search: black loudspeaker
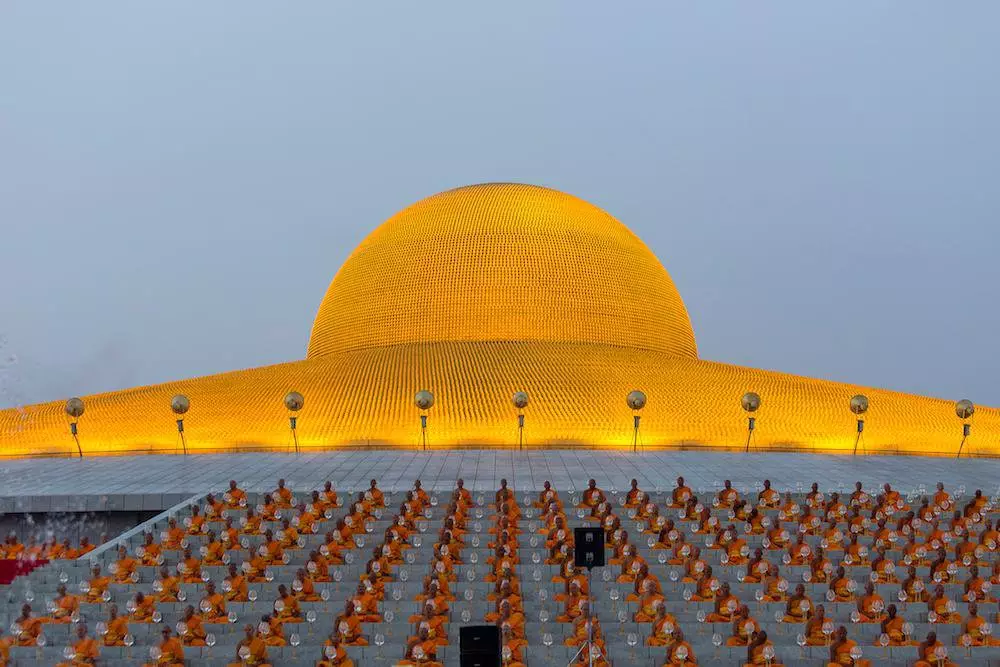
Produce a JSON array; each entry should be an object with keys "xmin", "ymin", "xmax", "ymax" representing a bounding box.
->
[
  {"xmin": 460, "ymin": 625, "xmax": 500, "ymax": 667},
  {"xmin": 574, "ymin": 526, "xmax": 605, "ymax": 568}
]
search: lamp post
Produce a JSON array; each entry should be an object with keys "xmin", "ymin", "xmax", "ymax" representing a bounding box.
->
[
  {"xmin": 741, "ymin": 392, "xmax": 761, "ymax": 453},
  {"xmin": 850, "ymin": 394, "xmax": 869, "ymax": 456},
  {"xmin": 414, "ymin": 390, "xmax": 434, "ymax": 450},
  {"xmin": 284, "ymin": 391, "xmax": 304, "ymax": 454},
  {"xmin": 512, "ymin": 391, "xmax": 529, "ymax": 450},
  {"xmin": 171, "ymin": 395, "xmax": 190, "ymax": 455},
  {"xmin": 955, "ymin": 399, "xmax": 974, "ymax": 458},
  {"xmin": 626, "ymin": 390, "xmax": 646, "ymax": 453},
  {"xmin": 65, "ymin": 397, "xmax": 85, "ymax": 459}
]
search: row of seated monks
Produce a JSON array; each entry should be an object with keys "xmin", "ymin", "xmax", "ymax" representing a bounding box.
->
[
  {"xmin": 0, "ymin": 534, "xmax": 102, "ymax": 562},
  {"xmin": 2, "ymin": 478, "xmax": 412, "ymax": 667},
  {"xmin": 1, "ymin": 476, "xmax": 996, "ymax": 667},
  {"xmin": 550, "ymin": 476, "xmax": 999, "ymax": 667}
]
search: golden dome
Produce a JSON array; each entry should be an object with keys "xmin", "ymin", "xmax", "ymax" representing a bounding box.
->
[{"xmin": 306, "ymin": 183, "xmax": 698, "ymax": 359}]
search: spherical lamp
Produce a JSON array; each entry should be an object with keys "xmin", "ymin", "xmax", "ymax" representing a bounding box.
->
[
  {"xmin": 284, "ymin": 391, "xmax": 305, "ymax": 412},
  {"xmin": 741, "ymin": 392, "xmax": 761, "ymax": 413},
  {"xmin": 171, "ymin": 395, "xmax": 190, "ymax": 455},
  {"xmin": 956, "ymin": 399, "xmax": 974, "ymax": 458},
  {"xmin": 512, "ymin": 392, "xmax": 529, "ymax": 450},
  {"xmin": 741, "ymin": 392, "xmax": 760, "ymax": 452},
  {"xmin": 626, "ymin": 390, "xmax": 647, "ymax": 411},
  {"xmin": 414, "ymin": 390, "xmax": 434, "ymax": 450},
  {"xmin": 284, "ymin": 392, "xmax": 305, "ymax": 454},
  {"xmin": 627, "ymin": 390, "xmax": 647, "ymax": 452},
  {"xmin": 850, "ymin": 394, "xmax": 869, "ymax": 455},
  {"xmin": 65, "ymin": 397, "xmax": 85, "ymax": 458},
  {"xmin": 414, "ymin": 390, "xmax": 434, "ymax": 411}
]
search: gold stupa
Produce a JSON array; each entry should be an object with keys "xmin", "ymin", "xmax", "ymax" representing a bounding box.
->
[{"xmin": 1, "ymin": 183, "xmax": 995, "ymax": 457}]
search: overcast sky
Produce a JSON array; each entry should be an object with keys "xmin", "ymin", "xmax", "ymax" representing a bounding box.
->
[{"xmin": 1, "ymin": 2, "xmax": 998, "ymax": 410}]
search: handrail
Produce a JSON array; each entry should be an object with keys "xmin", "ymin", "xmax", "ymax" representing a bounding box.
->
[{"xmin": 79, "ymin": 491, "xmax": 208, "ymax": 563}]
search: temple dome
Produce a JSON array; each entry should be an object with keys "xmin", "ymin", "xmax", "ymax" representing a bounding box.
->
[{"xmin": 307, "ymin": 183, "xmax": 697, "ymax": 359}]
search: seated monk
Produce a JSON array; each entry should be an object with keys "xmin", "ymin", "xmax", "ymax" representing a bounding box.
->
[
  {"xmin": 580, "ymin": 479, "xmax": 606, "ymax": 508},
  {"xmin": 144, "ymin": 627, "xmax": 185, "ymax": 667},
  {"xmin": 727, "ymin": 605, "xmax": 760, "ymax": 646},
  {"xmin": 278, "ymin": 519, "xmax": 300, "ymax": 549},
  {"xmin": 689, "ymin": 565, "xmax": 720, "ymax": 601},
  {"xmin": 663, "ymin": 629, "xmax": 697, "ymax": 666},
  {"xmin": 961, "ymin": 602, "xmax": 1000, "ymax": 646},
  {"xmin": 204, "ymin": 493, "xmax": 226, "ymax": 522},
  {"xmin": 227, "ymin": 623, "xmax": 272, "ymax": 667},
  {"xmin": 826, "ymin": 626, "xmax": 871, "ymax": 667},
  {"xmin": 295, "ymin": 567, "xmax": 322, "ymax": 602},
  {"xmin": 317, "ymin": 633, "xmax": 354, "ymax": 667},
  {"xmin": 274, "ymin": 584, "xmax": 302, "ymax": 623},
  {"xmin": 260, "ymin": 529, "xmax": 285, "ymax": 565},
  {"xmin": 112, "ymin": 545, "xmax": 139, "ymax": 583},
  {"xmin": 241, "ymin": 507, "xmax": 263, "ymax": 535},
  {"xmin": 856, "ymin": 582, "xmax": 885, "ymax": 622},
  {"xmin": 762, "ymin": 565, "xmax": 788, "ymax": 602},
  {"xmin": 882, "ymin": 483, "xmax": 908, "ymax": 512},
  {"xmin": 153, "ymin": 565, "xmax": 180, "ymax": 602},
  {"xmin": 647, "ymin": 605, "xmax": 680, "ymax": 646},
  {"xmin": 364, "ymin": 479, "xmax": 385, "ymax": 507},
  {"xmin": 742, "ymin": 548, "xmax": 768, "ymax": 583},
  {"xmin": 624, "ymin": 478, "xmax": 644, "ymax": 507},
  {"xmin": 499, "ymin": 623, "xmax": 527, "ymax": 667},
  {"xmin": 178, "ymin": 547, "xmax": 203, "ymax": 584},
  {"xmin": 745, "ymin": 630, "xmax": 782, "ymax": 667},
  {"xmin": 717, "ymin": 479, "xmax": 740, "ymax": 508},
  {"xmin": 333, "ymin": 600, "xmax": 368, "ymax": 646},
  {"xmin": 48, "ymin": 584, "xmax": 80, "ymax": 623},
  {"xmin": 84, "ymin": 565, "xmax": 111, "ymax": 603},
  {"xmin": 627, "ymin": 563, "xmax": 660, "ymax": 601},
  {"xmin": 928, "ymin": 585, "xmax": 961, "ymax": 623},
  {"xmin": 878, "ymin": 604, "xmax": 912, "ymax": 645},
  {"xmin": 964, "ymin": 564, "xmax": 989, "ymax": 602},
  {"xmin": 202, "ymin": 531, "xmax": 226, "ymax": 565},
  {"xmin": 138, "ymin": 532, "xmax": 163, "ymax": 566},
  {"xmin": 186, "ymin": 505, "xmax": 206, "ymax": 535},
  {"xmin": 804, "ymin": 605, "xmax": 830, "ymax": 646},
  {"xmin": 104, "ymin": 605, "xmax": 129, "ymax": 646},
  {"xmin": 224, "ymin": 563, "xmax": 250, "ymax": 601},
  {"xmin": 913, "ymin": 631, "xmax": 957, "ymax": 667},
  {"xmin": 55, "ymin": 624, "xmax": 100, "ymax": 667},
  {"xmin": 274, "ymin": 478, "xmax": 294, "ymax": 507},
  {"xmin": 565, "ymin": 609, "xmax": 604, "ymax": 650},
  {"xmin": 493, "ymin": 605, "xmax": 527, "ymax": 642},
  {"xmin": 349, "ymin": 582, "xmax": 382, "ymax": 622},
  {"xmin": 178, "ymin": 605, "xmax": 207, "ymax": 646},
  {"xmin": 201, "ymin": 582, "xmax": 228, "ymax": 623},
  {"xmin": 670, "ymin": 476, "xmax": 693, "ymax": 508},
  {"xmin": 224, "ymin": 480, "xmax": 248, "ymax": 508},
  {"xmin": 162, "ymin": 518, "xmax": 185, "ymax": 550},
  {"xmin": 706, "ymin": 582, "xmax": 740, "ymax": 622},
  {"xmin": 765, "ymin": 524, "xmax": 790, "ymax": 550},
  {"xmin": 900, "ymin": 567, "xmax": 929, "ymax": 603},
  {"xmin": 400, "ymin": 626, "xmax": 442, "ymax": 667},
  {"xmin": 12, "ymin": 604, "xmax": 43, "ymax": 646},
  {"xmin": 783, "ymin": 584, "xmax": 814, "ymax": 623},
  {"xmin": 260, "ymin": 614, "xmax": 286, "ymax": 646},
  {"xmin": 131, "ymin": 591, "xmax": 157, "ymax": 623},
  {"xmin": 788, "ymin": 535, "xmax": 811, "ymax": 565},
  {"xmin": 634, "ymin": 585, "xmax": 666, "ymax": 623},
  {"xmin": 758, "ymin": 479, "xmax": 780, "ymax": 508},
  {"xmin": 408, "ymin": 607, "xmax": 448, "ymax": 649},
  {"xmin": 829, "ymin": 567, "xmax": 855, "ymax": 602}
]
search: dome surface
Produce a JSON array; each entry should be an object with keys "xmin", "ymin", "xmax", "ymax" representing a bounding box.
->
[{"xmin": 307, "ymin": 183, "xmax": 698, "ymax": 359}]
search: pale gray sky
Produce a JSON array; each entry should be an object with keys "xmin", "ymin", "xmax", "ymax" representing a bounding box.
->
[{"xmin": 1, "ymin": 2, "xmax": 998, "ymax": 409}]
